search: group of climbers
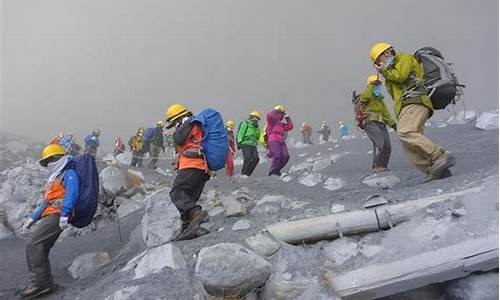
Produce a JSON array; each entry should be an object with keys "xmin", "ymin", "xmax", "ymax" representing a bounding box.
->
[
  {"xmin": 48, "ymin": 130, "xmax": 99, "ymax": 158},
  {"xmin": 227, "ymin": 105, "xmax": 294, "ymax": 177},
  {"xmin": 125, "ymin": 121, "xmax": 166, "ymax": 169},
  {"xmin": 300, "ymin": 121, "xmax": 333, "ymax": 144},
  {"xmin": 353, "ymin": 42, "xmax": 456, "ymax": 178},
  {"xmin": 17, "ymin": 41, "xmax": 461, "ymax": 299}
]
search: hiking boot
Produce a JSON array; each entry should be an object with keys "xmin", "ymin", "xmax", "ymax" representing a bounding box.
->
[
  {"xmin": 372, "ymin": 166, "xmax": 388, "ymax": 174},
  {"xmin": 176, "ymin": 210, "xmax": 207, "ymax": 241},
  {"xmin": 429, "ymin": 152, "xmax": 456, "ymax": 178},
  {"xmin": 20, "ymin": 284, "xmax": 56, "ymax": 298},
  {"xmin": 426, "ymin": 168, "xmax": 453, "ymax": 182}
]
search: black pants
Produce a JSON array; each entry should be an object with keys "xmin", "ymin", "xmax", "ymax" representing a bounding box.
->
[
  {"xmin": 170, "ymin": 168, "xmax": 210, "ymax": 222},
  {"xmin": 26, "ymin": 215, "xmax": 62, "ymax": 287},
  {"xmin": 131, "ymin": 152, "xmax": 144, "ymax": 168},
  {"xmin": 241, "ymin": 145, "xmax": 259, "ymax": 176}
]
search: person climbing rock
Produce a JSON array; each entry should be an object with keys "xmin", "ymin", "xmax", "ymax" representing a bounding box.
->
[
  {"xmin": 236, "ymin": 111, "xmax": 262, "ymax": 176},
  {"xmin": 166, "ymin": 104, "xmax": 210, "ymax": 240},
  {"xmin": 19, "ymin": 144, "xmax": 80, "ymax": 298},
  {"xmin": 370, "ymin": 42, "xmax": 455, "ymax": 179},
  {"xmin": 266, "ymin": 104, "xmax": 294, "ymax": 176},
  {"xmin": 358, "ymin": 75, "xmax": 396, "ymax": 173}
]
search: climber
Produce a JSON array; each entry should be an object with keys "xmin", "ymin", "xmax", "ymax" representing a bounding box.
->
[
  {"xmin": 317, "ymin": 121, "xmax": 332, "ymax": 143},
  {"xmin": 225, "ymin": 120, "xmax": 236, "ymax": 177},
  {"xmin": 236, "ymin": 111, "xmax": 262, "ymax": 176},
  {"xmin": 129, "ymin": 128, "xmax": 145, "ymax": 168},
  {"xmin": 301, "ymin": 122, "xmax": 313, "ymax": 145},
  {"xmin": 266, "ymin": 105, "xmax": 294, "ymax": 176},
  {"xmin": 19, "ymin": 144, "xmax": 80, "ymax": 298},
  {"xmin": 84, "ymin": 129, "xmax": 100, "ymax": 157}
]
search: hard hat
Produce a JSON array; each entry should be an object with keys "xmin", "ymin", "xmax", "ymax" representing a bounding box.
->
[
  {"xmin": 58, "ymin": 132, "xmax": 64, "ymax": 138},
  {"xmin": 249, "ymin": 111, "xmax": 261, "ymax": 120},
  {"xmin": 138, "ymin": 127, "xmax": 145, "ymax": 133},
  {"xmin": 274, "ymin": 104, "xmax": 286, "ymax": 113},
  {"xmin": 92, "ymin": 128, "xmax": 100, "ymax": 136},
  {"xmin": 302, "ymin": 122, "xmax": 307, "ymax": 127},
  {"xmin": 367, "ymin": 75, "xmax": 379, "ymax": 85},
  {"xmin": 157, "ymin": 121, "xmax": 164, "ymax": 127},
  {"xmin": 39, "ymin": 144, "xmax": 65, "ymax": 167},
  {"xmin": 370, "ymin": 43, "xmax": 392, "ymax": 63},
  {"xmin": 225, "ymin": 120, "xmax": 236, "ymax": 128},
  {"xmin": 165, "ymin": 104, "xmax": 190, "ymax": 124}
]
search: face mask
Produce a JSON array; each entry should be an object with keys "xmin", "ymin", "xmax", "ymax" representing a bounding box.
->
[
  {"xmin": 373, "ymin": 85, "xmax": 382, "ymax": 97},
  {"xmin": 47, "ymin": 161, "xmax": 59, "ymax": 173},
  {"xmin": 384, "ymin": 55, "xmax": 395, "ymax": 68}
]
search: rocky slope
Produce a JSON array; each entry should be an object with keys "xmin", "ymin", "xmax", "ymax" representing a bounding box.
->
[{"xmin": 0, "ymin": 114, "xmax": 498, "ymax": 300}]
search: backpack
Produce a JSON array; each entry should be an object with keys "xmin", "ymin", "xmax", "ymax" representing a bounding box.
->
[
  {"xmin": 67, "ymin": 154, "xmax": 100, "ymax": 228},
  {"xmin": 414, "ymin": 47, "xmax": 465, "ymax": 110},
  {"xmin": 354, "ymin": 100, "xmax": 368, "ymax": 129},
  {"xmin": 191, "ymin": 109, "xmax": 229, "ymax": 171}
]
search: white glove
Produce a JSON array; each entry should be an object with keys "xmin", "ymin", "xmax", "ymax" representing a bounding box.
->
[
  {"xmin": 22, "ymin": 218, "xmax": 34, "ymax": 230},
  {"xmin": 284, "ymin": 114, "xmax": 290, "ymax": 119},
  {"xmin": 59, "ymin": 216, "xmax": 70, "ymax": 230}
]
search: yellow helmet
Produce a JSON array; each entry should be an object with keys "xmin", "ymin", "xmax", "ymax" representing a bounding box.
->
[
  {"xmin": 225, "ymin": 120, "xmax": 236, "ymax": 129},
  {"xmin": 367, "ymin": 75, "xmax": 379, "ymax": 85},
  {"xmin": 165, "ymin": 104, "xmax": 190, "ymax": 124},
  {"xmin": 249, "ymin": 111, "xmax": 261, "ymax": 120},
  {"xmin": 370, "ymin": 43, "xmax": 392, "ymax": 63},
  {"xmin": 274, "ymin": 104, "xmax": 286, "ymax": 113},
  {"xmin": 40, "ymin": 144, "xmax": 66, "ymax": 167}
]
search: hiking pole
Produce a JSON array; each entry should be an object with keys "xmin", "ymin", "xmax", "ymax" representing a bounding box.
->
[{"xmin": 115, "ymin": 209, "xmax": 123, "ymax": 243}]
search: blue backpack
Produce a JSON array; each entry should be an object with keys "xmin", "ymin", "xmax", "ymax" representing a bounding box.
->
[
  {"xmin": 67, "ymin": 154, "xmax": 100, "ymax": 228},
  {"xmin": 191, "ymin": 109, "xmax": 229, "ymax": 171}
]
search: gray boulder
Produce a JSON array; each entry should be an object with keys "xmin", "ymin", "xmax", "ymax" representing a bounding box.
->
[
  {"xmin": 100, "ymin": 166, "xmax": 128, "ymax": 196},
  {"xmin": 245, "ymin": 234, "xmax": 281, "ymax": 256},
  {"xmin": 362, "ymin": 174, "xmax": 400, "ymax": 189},
  {"xmin": 195, "ymin": 243, "xmax": 272, "ymax": 296},
  {"xmin": 68, "ymin": 252, "xmax": 111, "ymax": 279},
  {"xmin": 122, "ymin": 243, "xmax": 187, "ymax": 280},
  {"xmin": 141, "ymin": 188, "xmax": 183, "ymax": 248}
]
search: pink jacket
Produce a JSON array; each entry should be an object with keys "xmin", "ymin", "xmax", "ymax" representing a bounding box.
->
[{"xmin": 266, "ymin": 110, "xmax": 294, "ymax": 143}]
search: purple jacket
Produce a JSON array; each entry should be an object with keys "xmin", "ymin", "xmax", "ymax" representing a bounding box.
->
[{"xmin": 266, "ymin": 110, "xmax": 294, "ymax": 143}]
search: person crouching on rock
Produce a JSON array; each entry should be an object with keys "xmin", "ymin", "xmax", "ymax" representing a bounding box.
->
[
  {"xmin": 166, "ymin": 104, "xmax": 210, "ymax": 240},
  {"xmin": 19, "ymin": 144, "xmax": 80, "ymax": 298},
  {"xmin": 266, "ymin": 104, "xmax": 294, "ymax": 176}
]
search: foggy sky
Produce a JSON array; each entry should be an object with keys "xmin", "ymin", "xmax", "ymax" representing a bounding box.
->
[{"xmin": 1, "ymin": 0, "xmax": 498, "ymax": 149}]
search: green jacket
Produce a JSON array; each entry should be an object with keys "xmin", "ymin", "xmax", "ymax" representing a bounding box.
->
[
  {"xmin": 360, "ymin": 85, "xmax": 395, "ymax": 127},
  {"xmin": 381, "ymin": 52, "xmax": 434, "ymax": 118},
  {"xmin": 237, "ymin": 120, "xmax": 261, "ymax": 146}
]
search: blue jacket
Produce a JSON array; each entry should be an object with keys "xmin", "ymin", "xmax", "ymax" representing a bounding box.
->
[
  {"xmin": 31, "ymin": 168, "xmax": 80, "ymax": 221},
  {"xmin": 85, "ymin": 134, "xmax": 100, "ymax": 148}
]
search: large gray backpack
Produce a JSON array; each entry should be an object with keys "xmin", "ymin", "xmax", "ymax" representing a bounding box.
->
[{"xmin": 414, "ymin": 47, "xmax": 465, "ymax": 109}]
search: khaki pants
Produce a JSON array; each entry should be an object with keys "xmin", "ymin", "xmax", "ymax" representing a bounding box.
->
[
  {"xmin": 397, "ymin": 104, "xmax": 443, "ymax": 175},
  {"xmin": 26, "ymin": 215, "xmax": 62, "ymax": 287}
]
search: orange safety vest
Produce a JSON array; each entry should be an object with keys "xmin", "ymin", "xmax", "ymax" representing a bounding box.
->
[
  {"xmin": 176, "ymin": 124, "xmax": 208, "ymax": 171},
  {"xmin": 41, "ymin": 179, "xmax": 66, "ymax": 217}
]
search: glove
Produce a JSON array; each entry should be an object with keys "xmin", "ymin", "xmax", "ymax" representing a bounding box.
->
[
  {"xmin": 284, "ymin": 114, "xmax": 290, "ymax": 119},
  {"xmin": 22, "ymin": 218, "xmax": 34, "ymax": 230},
  {"xmin": 59, "ymin": 216, "xmax": 70, "ymax": 230}
]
